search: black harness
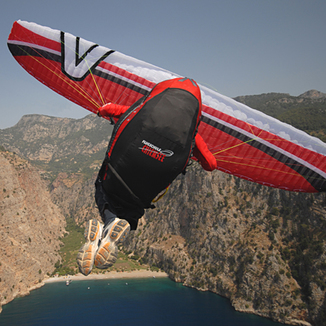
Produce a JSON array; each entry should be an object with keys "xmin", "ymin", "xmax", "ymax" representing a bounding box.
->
[{"xmin": 102, "ymin": 87, "xmax": 200, "ymax": 210}]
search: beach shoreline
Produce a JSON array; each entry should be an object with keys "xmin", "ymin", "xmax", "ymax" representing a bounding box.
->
[{"xmin": 44, "ymin": 270, "xmax": 169, "ymax": 283}]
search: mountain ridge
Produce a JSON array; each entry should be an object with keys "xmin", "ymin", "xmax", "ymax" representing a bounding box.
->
[{"xmin": 234, "ymin": 90, "xmax": 326, "ymax": 141}]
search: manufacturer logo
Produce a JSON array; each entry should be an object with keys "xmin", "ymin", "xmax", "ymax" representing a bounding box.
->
[
  {"xmin": 60, "ymin": 32, "xmax": 114, "ymax": 81},
  {"xmin": 140, "ymin": 140, "xmax": 174, "ymax": 162}
]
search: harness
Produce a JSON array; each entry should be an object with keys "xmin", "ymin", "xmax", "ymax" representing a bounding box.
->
[{"xmin": 102, "ymin": 78, "xmax": 202, "ymax": 210}]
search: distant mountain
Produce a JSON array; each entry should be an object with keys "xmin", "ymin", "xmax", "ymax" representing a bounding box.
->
[
  {"xmin": 234, "ymin": 90, "xmax": 326, "ymax": 141},
  {"xmin": 0, "ymin": 114, "xmax": 113, "ymax": 179}
]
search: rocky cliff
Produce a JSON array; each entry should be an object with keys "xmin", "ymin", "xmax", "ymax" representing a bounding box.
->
[
  {"xmin": 0, "ymin": 150, "xmax": 66, "ymax": 313},
  {"xmin": 124, "ymin": 164, "xmax": 326, "ymax": 325}
]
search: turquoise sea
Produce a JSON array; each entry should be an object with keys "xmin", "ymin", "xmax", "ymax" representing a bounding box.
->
[{"xmin": 0, "ymin": 278, "xmax": 284, "ymax": 326}]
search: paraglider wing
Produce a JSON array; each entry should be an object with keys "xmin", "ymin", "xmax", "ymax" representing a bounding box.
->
[
  {"xmin": 198, "ymin": 95, "xmax": 326, "ymax": 192},
  {"xmin": 7, "ymin": 20, "xmax": 326, "ymax": 193},
  {"xmin": 7, "ymin": 20, "xmax": 163, "ymax": 115}
]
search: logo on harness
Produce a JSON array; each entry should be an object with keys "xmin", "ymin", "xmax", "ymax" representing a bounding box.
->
[{"xmin": 140, "ymin": 140, "xmax": 174, "ymax": 162}]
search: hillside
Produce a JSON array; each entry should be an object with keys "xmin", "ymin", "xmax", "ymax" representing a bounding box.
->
[
  {"xmin": 235, "ymin": 90, "xmax": 326, "ymax": 141},
  {"xmin": 125, "ymin": 164, "xmax": 326, "ymax": 326},
  {"xmin": 0, "ymin": 114, "xmax": 114, "ymax": 180},
  {"xmin": 0, "ymin": 149, "xmax": 66, "ymax": 313},
  {"xmin": 1, "ymin": 92, "xmax": 326, "ymax": 325}
]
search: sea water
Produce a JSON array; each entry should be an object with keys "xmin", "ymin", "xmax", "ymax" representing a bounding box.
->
[{"xmin": 0, "ymin": 278, "xmax": 284, "ymax": 326}]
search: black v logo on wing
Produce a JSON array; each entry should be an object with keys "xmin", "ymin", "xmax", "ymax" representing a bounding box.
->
[
  {"xmin": 60, "ymin": 31, "xmax": 114, "ymax": 81},
  {"xmin": 75, "ymin": 36, "xmax": 99, "ymax": 66}
]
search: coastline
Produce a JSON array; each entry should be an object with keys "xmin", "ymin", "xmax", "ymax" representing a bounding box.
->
[
  {"xmin": 0, "ymin": 270, "xmax": 168, "ymax": 314},
  {"xmin": 44, "ymin": 270, "xmax": 169, "ymax": 283}
]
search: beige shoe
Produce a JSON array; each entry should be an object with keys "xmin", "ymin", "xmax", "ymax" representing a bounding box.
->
[
  {"xmin": 94, "ymin": 218, "xmax": 130, "ymax": 269},
  {"xmin": 77, "ymin": 219, "xmax": 103, "ymax": 276}
]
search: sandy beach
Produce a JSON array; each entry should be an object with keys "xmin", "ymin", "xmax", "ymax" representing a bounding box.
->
[{"xmin": 44, "ymin": 270, "xmax": 168, "ymax": 283}]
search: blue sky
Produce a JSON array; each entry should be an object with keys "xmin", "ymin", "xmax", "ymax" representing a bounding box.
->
[{"xmin": 1, "ymin": 0, "xmax": 326, "ymax": 129}]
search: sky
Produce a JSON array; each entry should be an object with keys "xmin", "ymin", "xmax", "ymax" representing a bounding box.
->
[{"xmin": 1, "ymin": 0, "xmax": 326, "ymax": 129}]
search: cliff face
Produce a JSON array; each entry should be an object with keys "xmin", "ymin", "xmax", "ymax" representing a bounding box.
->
[
  {"xmin": 50, "ymin": 171, "xmax": 99, "ymax": 225},
  {"xmin": 0, "ymin": 150, "xmax": 66, "ymax": 313},
  {"xmin": 124, "ymin": 164, "xmax": 326, "ymax": 326}
]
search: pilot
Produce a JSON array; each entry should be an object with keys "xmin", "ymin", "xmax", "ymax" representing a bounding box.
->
[{"xmin": 77, "ymin": 78, "xmax": 217, "ymax": 276}]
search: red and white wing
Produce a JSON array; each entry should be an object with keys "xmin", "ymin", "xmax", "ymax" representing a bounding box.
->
[{"xmin": 8, "ymin": 20, "xmax": 326, "ymax": 192}]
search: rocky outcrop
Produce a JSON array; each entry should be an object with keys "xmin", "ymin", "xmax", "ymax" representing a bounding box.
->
[
  {"xmin": 0, "ymin": 151, "xmax": 66, "ymax": 313},
  {"xmin": 299, "ymin": 90, "xmax": 326, "ymax": 99}
]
